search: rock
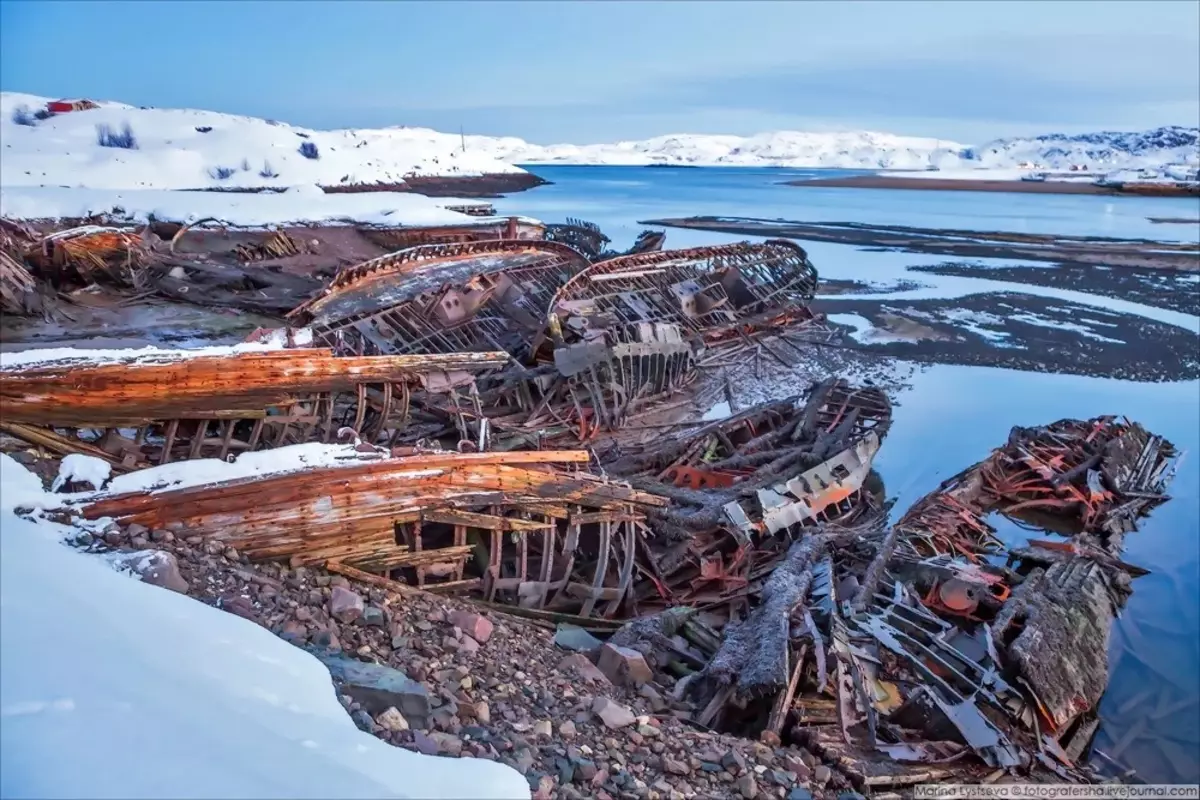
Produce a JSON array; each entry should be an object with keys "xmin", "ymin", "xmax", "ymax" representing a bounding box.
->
[
  {"xmin": 109, "ymin": 550, "xmax": 189, "ymax": 594},
  {"xmin": 575, "ymin": 759, "xmax": 598, "ymax": 782},
  {"xmin": 554, "ymin": 624, "xmax": 604, "ymax": 652},
  {"xmin": 597, "ymin": 643, "xmax": 654, "ymax": 687},
  {"xmin": 458, "ymin": 634, "xmax": 480, "ymax": 654},
  {"xmin": 663, "ymin": 757, "xmax": 690, "ymax": 776},
  {"xmin": 721, "ymin": 750, "xmax": 746, "ymax": 775},
  {"xmin": 103, "ymin": 530, "xmax": 124, "ymax": 547},
  {"xmin": 783, "ymin": 754, "xmax": 810, "ymax": 781},
  {"xmin": 330, "ymin": 586, "xmax": 364, "ymax": 623},
  {"xmin": 361, "ymin": 606, "xmax": 386, "ymax": 627},
  {"xmin": 638, "ymin": 683, "xmax": 667, "ymax": 712},
  {"xmin": 412, "ymin": 730, "xmax": 440, "ymax": 756},
  {"xmin": 314, "ymin": 652, "xmax": 430, "ymax": 727},
  {"xmin": 350, "ymin": 709, "xmax": 374, "ymax": 732},
  {"xmin": 787, "ymin": 789, "xmax": 814, "ymax": 800},
  {"xmin": 150, "ymin": 528, "xmax": 173, "ymax": 543},
  {"xmin": 312, "ymin": 629, "xmax": 340, "ymax": 651},
  {"xmin": 280, "ymin": 620, "xmax": 308, "ymax": 641},
  {"xmin": 514, "ymin": 748, "xmax": 536, "ymax": 773},
  {"xmin": 591, "ymin": 696, "xmax": 636, "ymax": 729},
  {"xmin": 813, "ymin": 765, "xmax": 831, "ymax": 788},
  {"xmin": 558, "ymin": 653, "xmax": 611, "ymax": 685},
  {"xmin": 449, "ymin": 610, "xmax": 494, "ymax": 643},
  {"xmin": 736, "ymin": 774, "xmax": 758, "ymax": 799},
  {"xmin": 376, "ymin": 706, "xmax": 409, "ymax": 732},
  {"xmin": 759, "ymin": 729, "xmax": 781, "ymax": 747},
  {"xmin": 429, "ymin": 732, "xmax": 463, "ymax": 756},
  {"xmin": 837, "ymin": 793, "xmax": 865, "ymax": 800},
  {"xmin": 533, "ymin": 719, "xmax": 553, "ymax": 738},
  {"xmin": 533, "ymin": 775, "xmax": 555, "ymax": 800},
  {"xmin": 770, "ymin": 769, "xmax": 793, "ymax": 787},
  {"xmin": 559, "ymin": 719, "xmax": 577, "ymax": 739}
]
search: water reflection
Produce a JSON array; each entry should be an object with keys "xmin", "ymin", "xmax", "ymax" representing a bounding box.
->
[{"xmin": 876, "ymin": 365, "xmax": 1200, "ymax": 783}]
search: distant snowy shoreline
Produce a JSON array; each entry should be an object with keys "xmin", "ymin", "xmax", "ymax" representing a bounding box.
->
[{"xmin": 1, "ymin": 90, "xmax": 1195, "ymax": 211}]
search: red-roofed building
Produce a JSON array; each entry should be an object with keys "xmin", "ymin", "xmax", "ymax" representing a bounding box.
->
[{"xmin": 45, "ymin": 99, "xmax": 99, "ymax": 114}]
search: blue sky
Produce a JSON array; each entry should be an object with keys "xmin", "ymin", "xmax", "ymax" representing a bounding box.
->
[{"xmin": 2, "ymin": 0, "xmax": 1197, "ymax": 144}]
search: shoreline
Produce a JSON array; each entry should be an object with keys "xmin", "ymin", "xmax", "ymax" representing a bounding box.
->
[{"xmin": 785, "ymin": 174, "xmax": 1200, "ymax": 197}]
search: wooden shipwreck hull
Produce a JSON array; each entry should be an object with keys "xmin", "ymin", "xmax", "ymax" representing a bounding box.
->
[
  {"xmin": 0, "ymin": 347, "xmax": 509, "ymax": 470},
  {"xmin": 601, "ymin": 379, "xmax": 893, "ymax": 614},
  {"xmin": 288, "ymin": 238, "xmax": 829, "ymax": 448},
  {"xmin": 671, "ymin": 414, "xmax": 1178, "ymax": 784},
  {"xmin": 546, "ymin": 239, "xmax": 820, "ymax": 350},
  {"xmin": 80, "ymin": 447, "xmax": 668, "ymax": 619},
  {"xmin": 289, "ymin": 239, "xmax": 591, "ymax": 358}
]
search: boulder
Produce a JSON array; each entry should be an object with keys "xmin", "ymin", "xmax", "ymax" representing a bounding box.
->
[
  {"xmin": 108, "ymin": 550, "xmax": 189, "ymax": 594},
  {"xmin": 553, "ymin": 624, "xmax": 603, "ymax": 652},
  {"xmin": 591, "ymin": 696, "xmax": 636, "ymax": 729},
  {"xmin": 313, "ymin": 651, "xmax": 430, "ymax": 727},
  {"xmin": 558, "ymin": 653, "xmax": 611, "ymax": 686},
  {"xmin": 449, "ymin": 610, "xmax": 494, "ymax": 643},
  {"xmin": 330, "ymin": 586, "xmax": 364, "ymax": 623},
  {"xmin": 597, "ymin": 642, "xmax": 653, "ymax": 686}
]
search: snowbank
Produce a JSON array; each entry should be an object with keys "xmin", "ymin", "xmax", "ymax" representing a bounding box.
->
[
  {"xmin": 0, "ymin": 91, "xmax": 524, "ymax": 192},
  {"xmin": 97, "ymin": 442, "xmax": 433, "ymax": 498},
  {"xmin": 0, "ymin": 185, "xmax": 523, "ymax": 228},
  {"xmin": 0, "ymin": 338, "xmax": 310, "ymax": 371},
  {"xmin": 0, "ymin": 454, "xmax": 529, "ymax": 799}
]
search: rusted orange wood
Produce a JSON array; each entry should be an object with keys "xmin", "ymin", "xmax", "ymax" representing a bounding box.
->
[{"xmin": 1, "ymin": 350, "xmax": 509, "ymax": 425}]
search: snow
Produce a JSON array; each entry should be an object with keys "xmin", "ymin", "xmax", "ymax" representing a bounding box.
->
[
  {"xmin": 826, "ymin": 313, "xmax": 911, "ymax": 345},
  {"xmin": 0, "ymin": 339, "xmax": 308, "ymax": 372},
  {"xmin": 481, "ymin": 130, "xmax": 966, "ymax": 170},
  {"xmin": 474, "ymin": 125, "xmax": 1197, "ymax": 175},
  {"xmin": 97, "ymin": 442, "xmax": 396, "ymax": 497},
  {"xmin": 0, "ymin": 185, "xmax": 528, "ymax": 228},
  {"xmin": 4, "ymin": 91, "xmax": 1191, "ymax": 189},
  {"xmin": 51, "ymin": 453, "xmax": 111, "ymax": 492},
  {"xmin": 0, "ymin": 91, "xmax": 523, "ymax": 192},
  {"xmin": 0, "ymin": 455, "xmax": 529, "ymax": 799}
]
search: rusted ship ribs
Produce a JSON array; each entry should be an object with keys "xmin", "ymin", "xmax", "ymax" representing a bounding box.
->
[
  {"xmin": 0, "ymin": 219, "xmax": 43, "ymax": 316},
  {"xmin": 546, "ymin": 239, "xmax": 820, "ymax": 352},
  {"xmin": 674, "ymin": 414, "xmax": 1177, "ymax": 787},
  {"xmin": 357, "ymin": 216, "xmax": 544, "ymax": 250},
  {"xmin": 544, "ymin": 218, "xmax": 666, "ymax": 261},
  {"xmin": 289, "ymin": 239, "xmax": 591, "ymax": 358},
  {"xmin": 285, "ymin": 238, "xmax": 825, "ymax": 448},
  {"xmin": 0, "ymin": 347, "xmax": 509, "ymax": 470},
  {"xmin": 80, "ymin": 446, "xmax": 668, "ymax": 619},
  {"xmin": 598, "ymin": 379, "xmax": 892, "ymax": 618}
]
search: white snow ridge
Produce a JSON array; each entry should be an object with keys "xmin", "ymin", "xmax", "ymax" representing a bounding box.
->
[{"xmin": 0, "ymin": 454, "xmax": 530, "ymax": 799}]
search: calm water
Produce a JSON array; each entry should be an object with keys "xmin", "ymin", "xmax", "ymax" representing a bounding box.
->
[{"xmin": 498, "ymin": 166, "xmax": 1200, "ymax": 782}]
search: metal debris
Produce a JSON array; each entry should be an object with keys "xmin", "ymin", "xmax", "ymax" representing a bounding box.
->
[{"xmin": 615, "ymin": 413, "xmax": 1178, "ymax": 785}]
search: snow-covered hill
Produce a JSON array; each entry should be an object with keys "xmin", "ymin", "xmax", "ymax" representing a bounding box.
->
[
  {"xmin": 961, "ymin": 127, "xmax": 1199, "ymax": 171},
  {"xmin": 472, "ymin": 127, "xmax": 1199, "ymax": 173},
  {"xmin": 2, "ymin": 91, "xmax": 1195, "ymax": 189},
  {"xmin": 472, "ymin": 131, "xmax": 967, "ymax": 170},
  {"xmin": 0, "ymin": 92, "xmax": 525, "ymax": 191}
]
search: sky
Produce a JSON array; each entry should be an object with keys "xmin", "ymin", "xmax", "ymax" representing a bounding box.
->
[{"xmin": 1, "ymin": 0, "xmax": 1197, "ymax": 144}]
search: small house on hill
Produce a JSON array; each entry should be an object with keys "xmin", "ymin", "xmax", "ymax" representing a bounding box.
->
[{"xmin": 45, "ymin": 99, "xmax": 99, "ymax": 113}]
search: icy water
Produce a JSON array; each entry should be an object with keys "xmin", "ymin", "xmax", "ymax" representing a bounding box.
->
[{"xmin": 498, "ymin": 166, "xmax": 1200, "ymax": 783}]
